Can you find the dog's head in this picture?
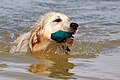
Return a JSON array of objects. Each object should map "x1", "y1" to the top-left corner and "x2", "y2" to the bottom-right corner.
[{"x1": 29, "y1": 12, "x2": 78, "y2": 52}]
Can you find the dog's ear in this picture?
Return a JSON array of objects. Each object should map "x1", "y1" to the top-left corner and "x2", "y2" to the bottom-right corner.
[
  {"x1": 29, "y1": 15, "x2": 48, "y2": 51},
  {"x1": 29, "y1": 20, "x2": 44, "y2": 51}
]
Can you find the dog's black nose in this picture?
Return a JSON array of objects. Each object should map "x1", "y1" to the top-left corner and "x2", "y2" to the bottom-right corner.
[{"x1": 70, "y1": 23, "x2": 79, "y2": 30}]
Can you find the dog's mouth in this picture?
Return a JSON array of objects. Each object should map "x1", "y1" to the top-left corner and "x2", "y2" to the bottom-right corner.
[
  {"x1": 50, "y1": 22, "x2": 79, "y2": 54},
  {"x1": 51, "y1": 22, "x2": 78, "y2": 42}
]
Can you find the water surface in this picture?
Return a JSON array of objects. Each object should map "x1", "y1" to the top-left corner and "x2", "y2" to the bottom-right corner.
[{"x1": 0, "y1": 0, "x2": 120, "y2": 80}]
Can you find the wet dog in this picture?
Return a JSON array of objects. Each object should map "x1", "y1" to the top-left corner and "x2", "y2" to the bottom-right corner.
[{"x1": 11, "y1": 12, "x2": 78, "y2": 54}]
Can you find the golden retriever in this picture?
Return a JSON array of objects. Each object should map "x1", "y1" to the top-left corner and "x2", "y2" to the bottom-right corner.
[{"x1": 11, "y1": 12, "x2": 78, "y2": 54}]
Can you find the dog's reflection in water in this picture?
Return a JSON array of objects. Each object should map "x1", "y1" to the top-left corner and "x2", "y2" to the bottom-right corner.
[{"x1": 27, "y1": 52, "x2": 75, "y2": 79}]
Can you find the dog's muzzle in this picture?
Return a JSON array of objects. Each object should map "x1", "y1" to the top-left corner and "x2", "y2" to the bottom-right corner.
[
  {"x1": 70, "y1": 23, "x2": 79, "y2": 30},
  {"x1": 69, "y1": 23, "x2": 79, "y2": 34}
]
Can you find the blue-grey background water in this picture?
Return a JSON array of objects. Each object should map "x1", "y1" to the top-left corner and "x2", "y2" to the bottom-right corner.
[{"x1": 0, "y1": 0, "x2": 120, "y2": 80}]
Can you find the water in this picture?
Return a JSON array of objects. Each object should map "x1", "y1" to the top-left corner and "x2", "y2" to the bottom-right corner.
[{"x1": 0, "y1": 0, "x2": 120, "y2": 80}]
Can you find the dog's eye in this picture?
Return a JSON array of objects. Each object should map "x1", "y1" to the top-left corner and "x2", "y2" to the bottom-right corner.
[{"x1": 53, "y1": 19, "x2": 62, "y2": 22}]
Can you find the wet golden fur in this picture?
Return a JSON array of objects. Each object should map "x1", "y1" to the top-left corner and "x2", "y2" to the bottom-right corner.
[{"x1": 11, "y1": 12, "x2": 73, "y2": 53}]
